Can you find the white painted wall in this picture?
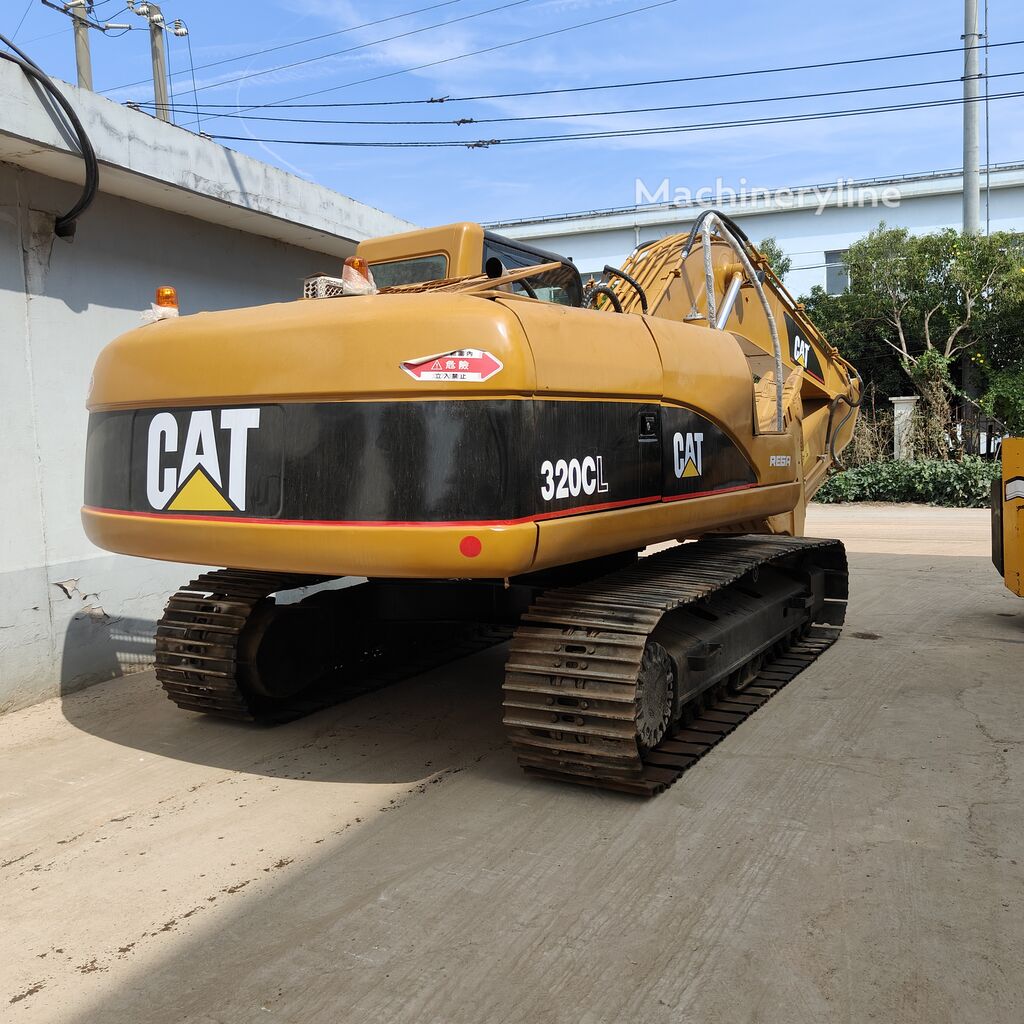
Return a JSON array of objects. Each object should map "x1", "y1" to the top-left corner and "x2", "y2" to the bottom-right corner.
[
  {"x1": 0, "y1": 61, "x2": 413, "y2": 712},
  {"x1": 0, "y1": 163, "x2": 411, "y2": 712}
]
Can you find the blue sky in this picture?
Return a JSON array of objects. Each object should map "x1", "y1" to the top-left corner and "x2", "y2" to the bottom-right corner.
[{"x1": 8, "y1": 0, "x2": 1024, "y2": 225}]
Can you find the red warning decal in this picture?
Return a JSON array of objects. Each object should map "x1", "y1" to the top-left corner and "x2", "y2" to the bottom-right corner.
[{"x1": 400, "y1": 348, "x2": 503, "y2": 383}]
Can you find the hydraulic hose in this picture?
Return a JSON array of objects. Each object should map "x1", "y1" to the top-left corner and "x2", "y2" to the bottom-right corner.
[
  {"x1": 585, "y1": 283, "x2": 623, "y2": 313},
  {"x1": 602, "y1": 264, "x2": 648, "y2": 314},
  {"x1": 0, "y1": 33, "x2": 98, "y2": 239},
  {"x1": 826, "y1": 370, "x2": 866, "y2": 467},
  {"x1": 680, "y1": 208, "x2": 752, "y2": 263}
]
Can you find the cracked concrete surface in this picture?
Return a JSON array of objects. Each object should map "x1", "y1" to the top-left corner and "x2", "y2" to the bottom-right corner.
[{"x1": 0, "y1": 505, "x2": 1021, "y2": 1023}]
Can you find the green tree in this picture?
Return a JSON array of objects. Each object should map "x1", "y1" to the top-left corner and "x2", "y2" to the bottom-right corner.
[
  {"x1": 798, "y1": 225, "x2": 1024, "y2": 440},
  {"x1": 757, "y1": 236, "x2": 792, "y2": 280},
  {"x1": 840, "y1": 225, "x2": 1024, "y2": 372}
]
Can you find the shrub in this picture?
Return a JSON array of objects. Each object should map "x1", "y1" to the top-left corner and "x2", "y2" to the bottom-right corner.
[
  {"x1": 814, "y1": 456, "x2": 999, "y2": 508},
  {"x1": 843, "y1": 393, "x2": 893, "y2": 468}
]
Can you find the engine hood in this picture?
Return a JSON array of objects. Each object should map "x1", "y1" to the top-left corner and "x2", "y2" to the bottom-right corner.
[{"x1": 87, "y1": 292, "x2": 536, "y2": 411}]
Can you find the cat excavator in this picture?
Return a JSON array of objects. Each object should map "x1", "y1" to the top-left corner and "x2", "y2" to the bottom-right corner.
[{"x1": 83, "y1": 211, "x2": 861, "y2": 795}]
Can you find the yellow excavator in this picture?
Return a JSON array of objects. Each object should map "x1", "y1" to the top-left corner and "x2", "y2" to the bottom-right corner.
[{"x1": 83, "y1": 211, "x2": 861, "y2": 794}]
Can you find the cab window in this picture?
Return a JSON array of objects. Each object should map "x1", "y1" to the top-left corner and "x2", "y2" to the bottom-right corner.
[
  {"x1": 370, "y1": 254, "x2": 448, "y2": 288},
  {"x1": 482, "y1": 236, "x2": 582, "y2": 307}
]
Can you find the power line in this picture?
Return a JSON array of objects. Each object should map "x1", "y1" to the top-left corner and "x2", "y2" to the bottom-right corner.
[
  {"x1": 106, "y1": 0, "x2": 471, "y2": 91},
  {"x1": 144, "y1": 69, "x2": 1024, "y2": 126},
  {"x1": 115, "y1": 0, "x2": 536, "y2": 99},
  {"x1": 11, "y1": 0, "x2": 34, "y2": 41},
  {"x1": 18, "y1": 28, "x2": 68, "y2": 45},
  {"x1": 179, "y1": 19, "x2": 201, "y2": 132},
  {"x1": 208, "y1": 87, "x2": 1024, "y2": 149},
  {"x1": 170, "y1": 0, "x2": 690, "y2": 129},
  {"x1": 164, "y1": 10, "x2": 175, "y2": 116},
  {"x1": 139, "y1": 36, "x2": 1024, "y2": 111}
]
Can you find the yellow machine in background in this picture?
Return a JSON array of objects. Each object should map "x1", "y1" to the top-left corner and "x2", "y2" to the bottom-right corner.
[
  {"x1": 993, "y1": 437, "x2": 1024, "y2": 597},
  {"x1": 84, "y1": 211, "x2": 861, "y2": 795}
]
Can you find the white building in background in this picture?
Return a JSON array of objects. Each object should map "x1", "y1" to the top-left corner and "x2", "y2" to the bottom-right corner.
[
  {"x1": 0, "y1": 60, "x2": 412, "y2": 711},
  {"x1": 489, "y1": 162, "x2": 1024, "y2": 298}
]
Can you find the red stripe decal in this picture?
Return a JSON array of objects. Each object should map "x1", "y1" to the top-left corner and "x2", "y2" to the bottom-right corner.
[
  {"x1": 661, "y1": 482, "x2": 758, "y2": 502},
  {"x1": 84, "y1": 484, "x2": 761, "y2": 529}
]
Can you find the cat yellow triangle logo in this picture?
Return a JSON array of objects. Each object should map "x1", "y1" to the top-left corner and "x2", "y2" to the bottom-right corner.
[
  {"x1": 167, "y1": 467, "x2": 233, "y2": 512},
  {"x1": 673, "y1": 431, "x2": 704, "y2": 480}
]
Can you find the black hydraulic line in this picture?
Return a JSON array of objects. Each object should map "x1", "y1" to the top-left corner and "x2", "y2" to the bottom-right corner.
[
  {"x1": 585, "y1": 284, "x2": 623, "y2": 313},
  {"x1": 680, "y1": 208, "x2": 752, "y2": 262},
  {"x1": 825, "y1": 370, "x2": 866, "y2": 467},
  {"x1": 602, "y1": 265, "x2": 648, "y2": 314},
  {"x1": 516, "y1": 276, "x2": 538, "y2": 299},
  {"x1": 0, "y1": 34, "x2": 97, "y2": 239}
]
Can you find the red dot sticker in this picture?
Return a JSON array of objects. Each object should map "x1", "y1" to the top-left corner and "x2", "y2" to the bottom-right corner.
[{"x1": 459, "y1": 535, "x2": 482, "y2": 558}]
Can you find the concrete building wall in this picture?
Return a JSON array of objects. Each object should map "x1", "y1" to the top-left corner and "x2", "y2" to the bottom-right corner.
[
  {"x1": 0, "y1": 62, "x2": 413, "y2": 712},
  {"x1": 0, "y1": 165, "x2": 354, "y2": 710},
  {"x1": 491, "y1": 165, "x2": 1024, "y2": 298}
]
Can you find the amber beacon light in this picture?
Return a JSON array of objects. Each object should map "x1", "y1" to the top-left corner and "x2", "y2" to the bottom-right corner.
[
  {"x1": 344, "y1": 256, "x2": 370, "y2": 280},
  {"x1": 155, "y1": 285, "x2": 179, "y2": 309}
]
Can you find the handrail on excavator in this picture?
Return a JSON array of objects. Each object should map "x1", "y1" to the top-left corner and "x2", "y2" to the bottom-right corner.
[{"x1": 695, "y1": 212, "x2": 785, "y2": 433}]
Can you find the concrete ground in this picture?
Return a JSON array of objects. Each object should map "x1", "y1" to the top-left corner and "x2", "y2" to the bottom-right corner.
[{"x1": 1, "y1": 505, "x2": 1021, "y2": 1024}]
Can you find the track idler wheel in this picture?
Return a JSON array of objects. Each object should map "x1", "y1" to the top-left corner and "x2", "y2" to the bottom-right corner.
[{"x1": 634, "y1": 641, "x2": 675, "y2": 752}]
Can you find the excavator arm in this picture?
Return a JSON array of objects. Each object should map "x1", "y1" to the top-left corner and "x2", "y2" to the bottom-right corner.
[{"x1": 588, "y1": 210, "x2": 863, "y2": 507}]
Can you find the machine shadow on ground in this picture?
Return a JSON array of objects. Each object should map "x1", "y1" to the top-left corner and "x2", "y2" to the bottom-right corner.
[
  {"x1": 58, "y1": 636, "x2": 515, "y2": 787},
  {"x1": 53, "y1": 551, "x2": 1024, "y2": 1024},
  {"x1": 59, "y1": 613, "x2": 158, "y2": 698},
  {"x1": 56, "y1": 549, "x2": 1024, "y2": 790}
]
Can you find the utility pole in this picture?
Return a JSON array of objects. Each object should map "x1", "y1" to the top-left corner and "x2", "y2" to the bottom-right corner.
[
  {"x1": 67, "y1": 0, "x2": 93, "y2": 89},
  {"x1": 963, "y1": 0, "x2": 982, "y2": 234},
  {"x1": 128, "y1": 2, "x2": 172, "y2": 121},
  {"x1": 147, "y1": 4, "x2": 171, "y2": 122},
  {"x1": 42, "y1": 0, "x2": 130, "y2": 90}
]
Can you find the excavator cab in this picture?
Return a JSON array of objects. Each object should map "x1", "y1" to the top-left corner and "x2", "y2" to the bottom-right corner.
[{"x1": 357, "y1": 221, "x2": 583, "y2": 306}]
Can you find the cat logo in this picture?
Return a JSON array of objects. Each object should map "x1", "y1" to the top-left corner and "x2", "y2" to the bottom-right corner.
[
  {"x1": 792, "y1": 333, "x2": 811, "y2": 368},
  {"x1": 672, "y1": 431, "x2": 704, "y2": 479},
  {"x1": 147, "y1": 409, "x2": 260, "y2": 512}
]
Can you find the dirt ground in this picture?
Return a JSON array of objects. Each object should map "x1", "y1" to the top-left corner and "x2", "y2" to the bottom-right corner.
[{"x1": 1, "y1": 504, "x2": 1021, "y2": 1024}]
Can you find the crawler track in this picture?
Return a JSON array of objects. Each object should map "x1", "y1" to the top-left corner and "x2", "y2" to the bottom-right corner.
[
  {"x1": 502, "y1": 536, "x2": 848, "y2": 795},
  {"x1": 155, "y1": 570, "x2": 511, "y2": 723},
  {"x1": 157, "y1": 538, "x2": 847, "y2": 796}
]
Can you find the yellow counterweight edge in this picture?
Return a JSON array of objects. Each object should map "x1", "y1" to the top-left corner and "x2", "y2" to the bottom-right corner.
[
  {"x1": 81, "y1": 507, "x2": 540, "y2": 579},
  {"x1": 533, "y1": 481, "x2": 802, "y2": 571},
  {"x1": 83, "y1": 480, "x2": 802, "y2": 581}
]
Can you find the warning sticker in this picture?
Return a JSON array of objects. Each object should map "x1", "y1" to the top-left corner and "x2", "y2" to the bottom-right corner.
[{"x1": 400, "y1": 348, "x2": 504, "y2": 383}]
